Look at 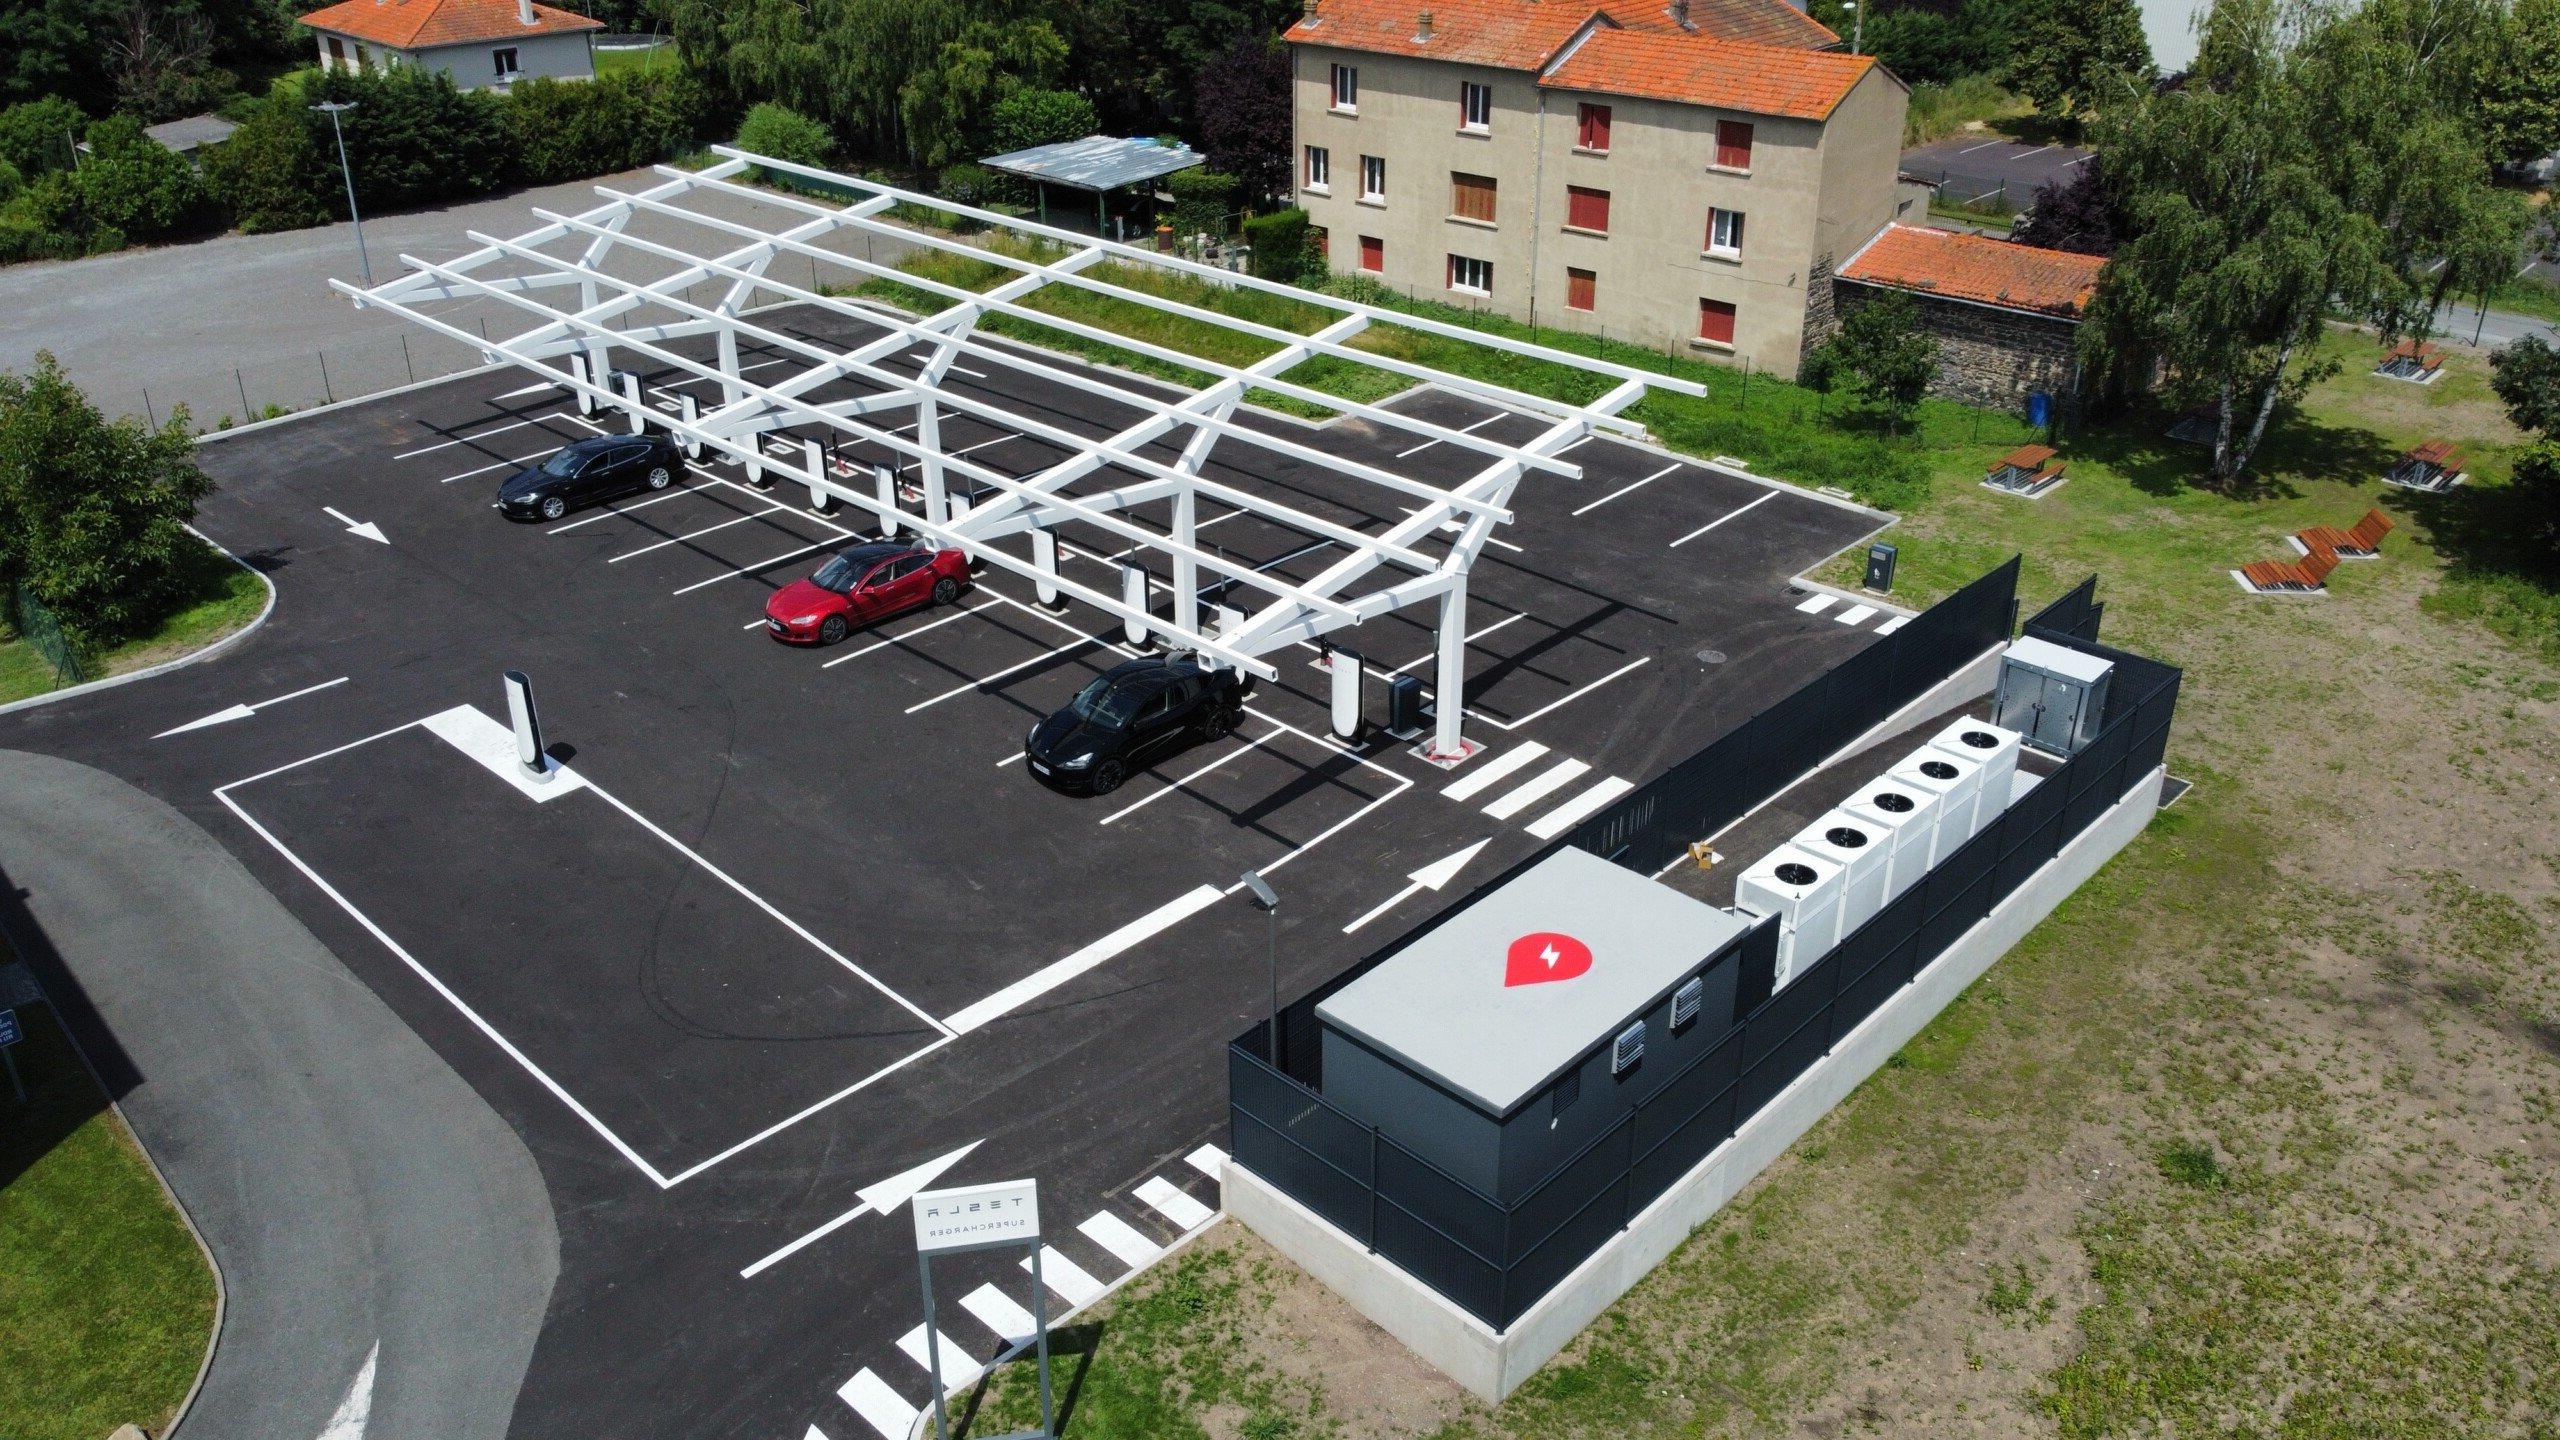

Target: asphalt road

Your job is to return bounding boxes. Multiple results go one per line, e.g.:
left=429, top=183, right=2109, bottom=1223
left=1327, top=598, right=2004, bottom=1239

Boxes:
left=0, top=749, right=558, bottom=1440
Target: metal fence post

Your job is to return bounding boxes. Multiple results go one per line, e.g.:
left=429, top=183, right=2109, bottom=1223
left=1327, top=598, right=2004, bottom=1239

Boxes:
left=141, top=388, right=156, bottom=429
left=236, top=368, right=251, bottom=419
left=318, top=351, right=334, bottom=404
left=401, top=334, right=416, bottom=385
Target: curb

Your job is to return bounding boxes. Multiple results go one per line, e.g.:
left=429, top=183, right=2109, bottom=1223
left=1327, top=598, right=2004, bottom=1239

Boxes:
left=0, top=525, right=277, bottom=720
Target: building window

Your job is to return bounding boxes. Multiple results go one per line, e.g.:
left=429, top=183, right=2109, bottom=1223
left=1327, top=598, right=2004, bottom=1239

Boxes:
left=1360, top=154, right=1386, bottom=202
left=326, top=36, right=346, bottom=68
left=354, top=43, right=373, bottom=72
left=1447, top=253, right=1493, bottom=295
left=1359, top=234, right=1384, bottom=272
left=1450, top=171, right=1497, bottom=224
left=1566, top=267, right=1596, bottom=311
left=1565, top=185, right=1610, bottom=234
left=1715, top=120, right=1754, bottom=171
left=1577, top=102, right=1611, bottom=152
left=1707, top=207, right=1745, bottom=256
left=1304, top=145, right=1330, bottom=191
left=1698, top=297, right=1738, bottom=346
left=1331, top=64, right=1359, bottom=112
left=1460, top=81, right=1492, bottom=132
left=493, top=46, right=520, bottom=78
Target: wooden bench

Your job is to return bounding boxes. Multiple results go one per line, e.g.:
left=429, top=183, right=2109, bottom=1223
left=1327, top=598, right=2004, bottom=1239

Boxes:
left=2296, top=507, right=2393, bottom=558
left=1985, top=444, right=2067, bottom=496
left=2240, top=541, right=2341, bottom=593
left=2375, top=339, right=2446, bottom=381
left=2387, top=440, right=2465, bottom=491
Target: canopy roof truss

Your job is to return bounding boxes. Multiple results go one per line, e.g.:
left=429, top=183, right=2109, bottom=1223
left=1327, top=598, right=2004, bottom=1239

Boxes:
left=340, top=147, right=1705, bottom=753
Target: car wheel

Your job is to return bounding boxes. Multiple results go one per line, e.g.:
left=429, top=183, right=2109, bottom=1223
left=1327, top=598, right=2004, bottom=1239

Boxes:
left=1203, top=705, right=1240, bottom=740
left=646, top=466, right=672, bottom=490
left=819, top=615, right=849, bottom=645
left=539, top=495, right=566, bottom=520
left=931, top=576, right=960, bottom=605
left=1088, top=759, right=1128, bottom=796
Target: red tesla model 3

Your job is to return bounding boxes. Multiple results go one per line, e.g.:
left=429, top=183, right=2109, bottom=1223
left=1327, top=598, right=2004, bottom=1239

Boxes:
left=763, top=542, right=972, bottom=644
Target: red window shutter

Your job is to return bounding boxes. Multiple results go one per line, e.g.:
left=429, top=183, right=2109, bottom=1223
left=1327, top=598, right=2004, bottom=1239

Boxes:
left=1567, top=268, right=1596, bottom=311
left=1698, top=298, right=1737, bottom=345
left=1715, top=120, right=1754, bottom=169
left=1359, top=235, right=1383, bottom=272
left=1567, top=186, right=1610, bottom=233
left=1579, top=103, right=1611, bottom=151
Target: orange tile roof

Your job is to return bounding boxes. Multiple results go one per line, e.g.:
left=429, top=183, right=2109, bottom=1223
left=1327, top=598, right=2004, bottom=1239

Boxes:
left=299, top=0, right=600, bottom=50
left=1838, top=224, right=2105, bottom=318
left=1285, top=0, right=1840, bottom=77
left=1541, top=26, right=1876, bottom=118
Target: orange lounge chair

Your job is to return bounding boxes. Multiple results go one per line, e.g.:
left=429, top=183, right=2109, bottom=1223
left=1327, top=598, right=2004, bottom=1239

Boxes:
left=2241, top=541, right=2341, bottom=593
left=2297, top=507, right=2393, bottom=558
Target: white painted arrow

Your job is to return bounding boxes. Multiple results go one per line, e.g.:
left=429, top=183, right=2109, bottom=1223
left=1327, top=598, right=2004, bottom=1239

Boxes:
left=316, top=1341, right=377, bottom=1440
left=738, top=1141, right=982, bottom=1279
left=154, top=676, right=350, bottom=740
left=1343, top=838, right=1491, bottom=934
left=323, top=505, right=388, bottom=544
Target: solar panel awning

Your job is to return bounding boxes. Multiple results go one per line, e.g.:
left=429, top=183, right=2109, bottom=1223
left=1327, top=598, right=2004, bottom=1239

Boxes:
left=979, top=135, right=1205, bottom=193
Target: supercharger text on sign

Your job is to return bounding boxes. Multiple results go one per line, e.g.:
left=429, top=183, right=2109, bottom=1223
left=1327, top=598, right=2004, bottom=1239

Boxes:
left=912, top=1178, right=1041, bottom=1254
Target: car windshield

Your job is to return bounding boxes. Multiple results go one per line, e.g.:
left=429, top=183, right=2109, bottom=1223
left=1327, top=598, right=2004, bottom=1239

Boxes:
left=1069, top=676, right=1143, bottom=728
left=811, top=554, right=867, bottom=592
left=539, top=446, right=590, bottom=477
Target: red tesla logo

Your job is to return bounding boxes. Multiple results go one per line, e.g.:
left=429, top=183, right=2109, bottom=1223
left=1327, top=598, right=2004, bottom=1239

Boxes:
left=1504, top=932, right=1593, bottom=988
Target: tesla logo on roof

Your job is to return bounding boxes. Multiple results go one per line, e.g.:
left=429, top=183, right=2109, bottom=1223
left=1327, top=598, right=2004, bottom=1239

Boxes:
left=1504, top=932, right=1593, bottom=988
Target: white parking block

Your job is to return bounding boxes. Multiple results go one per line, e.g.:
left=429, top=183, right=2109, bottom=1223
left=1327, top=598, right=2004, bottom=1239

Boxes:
left=1078, top=1211, right=1164, bottom=1269
left=1185, top=1144, right=1228, bottom=1178
left=896, top=1326, right=983, bottom=1390
left=1135, top=1176, right=1215, bottom=1231
left=1796, top=593, right=1838, bottom=615
left=836, top=1370, right=918, bottom=1440
left=1019, top=1246, right=1104, bottom=1307
left=1483, top=757, right=1592, bottom=821
left=1834, top=604, right=1877, bottom=626
left=1441, top=741, right=1550, bottom=802
left=959, top=1284, right=1039, bottom=1346
left=1524, top=775, right=1636, bottom=840
left=1876, top=615, right=1910, bottom=635
left=420, top=705, right=587, bottom=802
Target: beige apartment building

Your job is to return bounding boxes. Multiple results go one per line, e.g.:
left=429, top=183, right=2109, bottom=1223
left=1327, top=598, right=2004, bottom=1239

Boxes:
left=1285, top=0, right=1908, bottom=378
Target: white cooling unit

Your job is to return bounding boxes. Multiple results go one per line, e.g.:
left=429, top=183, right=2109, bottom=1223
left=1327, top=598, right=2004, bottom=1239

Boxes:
left=1796, top=809, right=1891, bottom=941
left=1929, top=717, right=2023, bottom=822
left=1892, top=748, right=1983, bottom=856
left=1846, top=776, right=1938, bottom=901
left=1734, top=845, right=1845, bottom=992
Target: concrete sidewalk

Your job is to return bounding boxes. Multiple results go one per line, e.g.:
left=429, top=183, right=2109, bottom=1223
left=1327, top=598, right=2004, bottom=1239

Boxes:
left=0, top=166, right=925, bottom=430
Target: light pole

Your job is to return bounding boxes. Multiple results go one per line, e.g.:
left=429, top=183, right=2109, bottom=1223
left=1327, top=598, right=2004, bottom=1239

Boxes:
left=1241, top=871, right=1280, bottom=1063
left=1843, top=1, right=1861, bottom=54
left=311, top=100, right=372, bottom=285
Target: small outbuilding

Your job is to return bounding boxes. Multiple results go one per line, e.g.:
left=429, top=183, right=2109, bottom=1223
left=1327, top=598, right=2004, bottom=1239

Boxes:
left=978, top=134, right=1204, bottom=237
left=1826, top=223, right=2105, bottom=412
left=299, top=0, right=602, bottom=90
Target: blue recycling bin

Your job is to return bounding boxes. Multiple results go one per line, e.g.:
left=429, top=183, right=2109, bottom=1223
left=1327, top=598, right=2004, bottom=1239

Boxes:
left=2027, top=391, right=2052, bottom=428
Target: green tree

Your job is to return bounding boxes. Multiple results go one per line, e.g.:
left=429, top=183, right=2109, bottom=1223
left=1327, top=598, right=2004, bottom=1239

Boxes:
left=73, top=114, right=205, bottom=239
left=984, top=89, right=1097, bottom=158
left=897, top=19, right=1067, bottom=168
left=1803, top=290, right=1941, bottom=433
left=0, top=352, right=214, bottom=648
left=2491, top=336, right=2560, bottom=437
left=0, top=96, right=86, bottom=178
left=734, top=101, right=835, bottom=175
left=200, top=93, right=329, bottom=233
left=506, top=71, right=713, bottom=187
left=2477, top=0, right=2560, bottom=169
left=304, top=66, right=510, bottom=215
left=2005, top=0, right=2151, bottom=127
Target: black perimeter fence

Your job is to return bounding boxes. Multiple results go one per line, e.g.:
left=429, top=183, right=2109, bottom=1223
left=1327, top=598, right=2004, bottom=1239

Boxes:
left=1229, top=563, right=2180, bottom=1330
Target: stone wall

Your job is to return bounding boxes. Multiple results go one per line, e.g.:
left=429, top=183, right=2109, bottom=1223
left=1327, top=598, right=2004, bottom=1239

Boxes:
left=1823, top=280, right=2083, bottom=411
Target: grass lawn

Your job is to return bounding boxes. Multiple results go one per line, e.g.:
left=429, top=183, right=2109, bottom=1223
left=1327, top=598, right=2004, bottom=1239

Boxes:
left=592, top=44, right=676, bottom=80
left=0, top=1005, right=218, bottom=1440
left=0, top=540, right=267, bottom=707
left=862, top=236, right=2560, bottom=1437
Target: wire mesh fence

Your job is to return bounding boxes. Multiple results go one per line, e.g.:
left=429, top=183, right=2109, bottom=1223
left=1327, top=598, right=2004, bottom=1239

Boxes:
left=6, top=585, right=86, bottom=687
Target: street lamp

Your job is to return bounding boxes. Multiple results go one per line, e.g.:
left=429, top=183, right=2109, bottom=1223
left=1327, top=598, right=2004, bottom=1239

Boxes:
left=310, top=100, right=372, bottom=285
left=1240, top=871, right=1281, bottom=1063
left=1843, top=1, right=1862, bottom=54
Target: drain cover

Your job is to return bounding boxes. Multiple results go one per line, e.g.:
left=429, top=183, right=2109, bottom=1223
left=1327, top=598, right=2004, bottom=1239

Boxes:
left=1695, top=648, right=1727, bottom=666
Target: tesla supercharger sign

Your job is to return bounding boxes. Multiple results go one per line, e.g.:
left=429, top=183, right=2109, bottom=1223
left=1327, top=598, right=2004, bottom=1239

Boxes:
left=912, top=1178, right=1039, bottom=1252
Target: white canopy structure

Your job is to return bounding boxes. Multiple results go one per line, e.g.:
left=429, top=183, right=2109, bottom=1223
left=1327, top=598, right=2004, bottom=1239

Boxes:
left=338, top=146, right=1705, bottom=759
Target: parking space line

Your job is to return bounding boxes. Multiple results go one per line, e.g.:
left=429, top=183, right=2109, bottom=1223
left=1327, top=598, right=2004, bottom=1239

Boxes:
left=1572, top=463, right=1682, bottom=516
left=836, top=1371, right=918, bottom=1440
left=904, top=628, right=1113, bottom=714
left=1475, top=656, right=1651, bottom=731
left=607, top=503, right=792, bottom=562
left=1079, top=1212, right=1165, bottom=1268
left=820, top=596, right=1006, bottom=667
left=1096, top=728, right=1283, bottom=825
left=1396, top=412, right=1504, bottom=459
left=438, top=447, right=556, bottom=484
left=1796, top=593, right=1837, bottom=614
left=960, top=1285, right=1039, bottom=1346
left=545, top=481, right=719, bottom=533
left=670, top=540, right=839, bottom=595
left=1835, top=603, right=1877, bottom=626
left=395, top=411, right=567, bottom=459
left=1957, top=137, right=2008, bottom=154
left=1484, top=757, right=1591, bottom=820
left=942, top=884, right=1225, bottom=1035
left=1668, top=490, right=1778, bottom=547
left=1375, top=611, right=1527, bottom=677
left=895, top=1326, right=982, bottom=1390
left=1877, top=615, right=1910, bottom=635
left=1524, top=775, right=1635, bottom=840
left=1442, top=741, right=1550, bottom=801
left=1136, top=1176, right=1215, bottom=1230
left=1020, top=1247, right=1104, bottom=1306
left=1187, top=1144, right=1228, bottom=1178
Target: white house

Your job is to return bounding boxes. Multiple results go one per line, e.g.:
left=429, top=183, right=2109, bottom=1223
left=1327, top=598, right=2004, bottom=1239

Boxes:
left=299, top=0, right=603, bottom=91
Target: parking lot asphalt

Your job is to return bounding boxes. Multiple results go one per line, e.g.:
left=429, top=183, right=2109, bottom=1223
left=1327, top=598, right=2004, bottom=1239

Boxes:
left=0, top=302, right=1885, bottom=1439
left=1899, top=135, right=2095, bottom=208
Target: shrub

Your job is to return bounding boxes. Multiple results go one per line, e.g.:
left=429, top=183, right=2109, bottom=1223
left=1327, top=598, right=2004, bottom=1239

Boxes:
left=0, top=96, right=86, bottom=178
left=984, top=88, right=1096, bottom=156
left=74, top=116, right=206, bottom=239
left=303, top=67, right=510, bottom=214
left=507, top=70, right=712, bottom=187
left=1241, top=207, right=1310, bottom=279
left=201, top=98, right=329, bottom=233
left=0, top=158, right=20, bottom=203
left=935, top=161, right=1002, bottom=208
left=1166, top=167, right=1238, bottom=240
left=735, top=102, right=834, bottom=176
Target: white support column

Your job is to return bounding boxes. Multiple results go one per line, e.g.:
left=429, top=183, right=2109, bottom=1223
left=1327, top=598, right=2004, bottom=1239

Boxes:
left=1170, top=482, right=1199, bottom=631
left=916, top=397, right=949, bottom=527
left=1330, top=647, right=1364, bottom=740
left=745, top=443, right=766, bottom=488
left=1431, top=578, right=1472, bottom=762
left=569, top=353, right=594, bottom=415
left=678, top=394, right=701, bottom=458
left=620, top=372, right=644, bottom=433
left=715, top=327, right=743, bottom=407
left=804, top=440, right=825, bottom=502
left=579, top=276, right=610, bottom=396
left=1032, top=529, right=1061, bottom=608
left=1121, top=564, right=1151, bottom=646
left=875, top=463, right=900, bottom=537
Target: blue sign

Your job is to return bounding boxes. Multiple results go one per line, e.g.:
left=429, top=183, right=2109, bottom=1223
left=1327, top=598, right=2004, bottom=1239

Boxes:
left=0, top=1009, right=18, bottom=1048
